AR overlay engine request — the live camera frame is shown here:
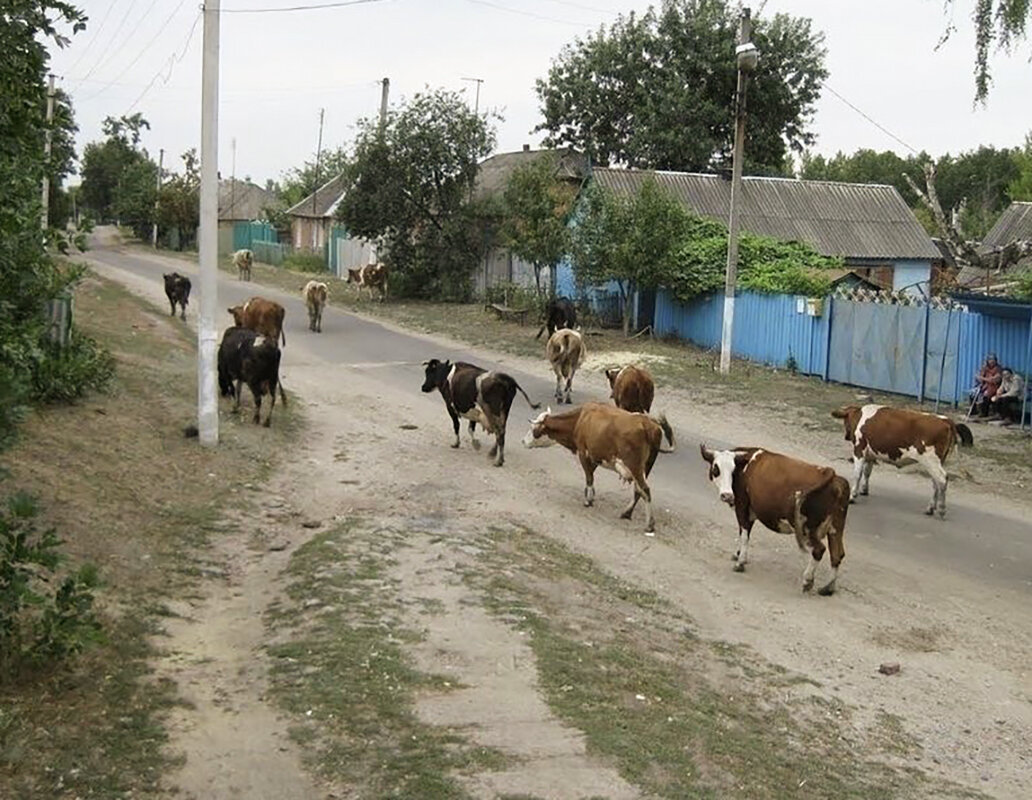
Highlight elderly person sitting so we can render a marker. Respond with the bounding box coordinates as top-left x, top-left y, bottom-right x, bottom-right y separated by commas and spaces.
974, 353, 1003, 417
989, 368, 1025, 424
